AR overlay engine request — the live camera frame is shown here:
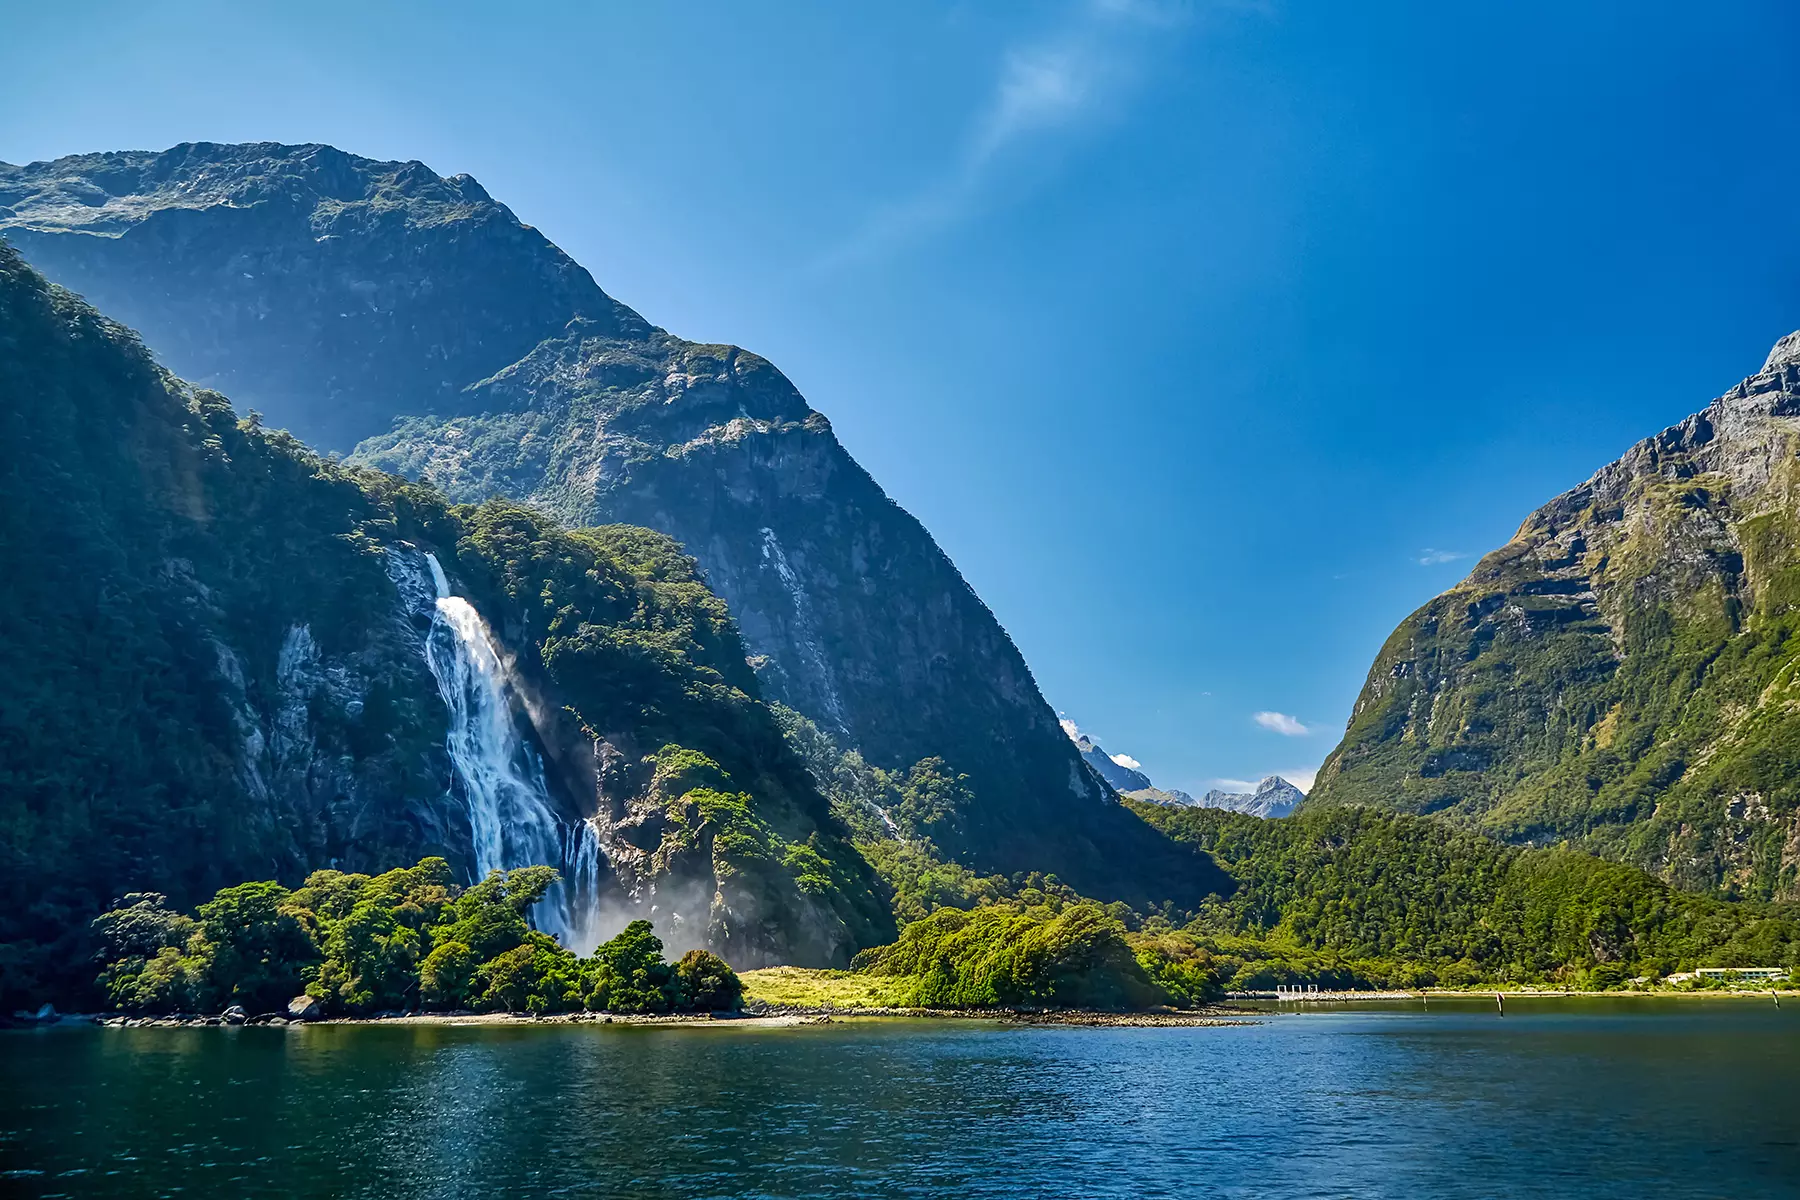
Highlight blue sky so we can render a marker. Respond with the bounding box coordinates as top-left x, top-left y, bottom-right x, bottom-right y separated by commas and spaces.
8, 2, 1800, 794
